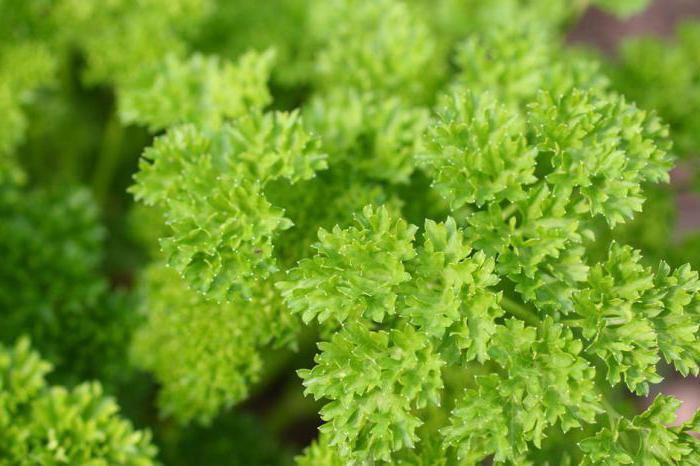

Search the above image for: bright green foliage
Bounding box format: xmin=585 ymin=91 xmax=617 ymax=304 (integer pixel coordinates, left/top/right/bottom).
xmin=580 ymin=395 xmax=700 ymax=465
xmin=305 ymin=89 xmax=429 ymax=184
xmin=300 ymin=323 xmax=443 ymax=463
xmin=279 ymin=205 xmax=417 ymax=325
xmin=528 ymin=89 xmax=671 ymax=225
xmin=132 ymin=264 xmax=297 ymax=424
xmin=141 ymin=133 xmax=285 ymax=299
xmin=223 ymin=110 xmax=328 ymax=184
xmin=5 ymin=0 xmax=700 ymax=464
xmin=119 ymin=50 xmax=274 ymax=132
xmin=0 ymin=338 xmax=157 ymax=465
xmin=401 ymin=218 xmax=503 ymax=364
xmin=443 ymin=319 xmax=601 ymax=464
xmin=131 ymin=111 xmax=326 ymax=301
xmin=281 ymin=209 xmax=507 ymax=462
xmin=650 ymin=263 xmax=700 ymax=375
xmin=271 ymin=3 xmax=692 ymax=459
xmin=419 ymin=91 xmax=537 ymax=209
xmin=572 ymin=243 xmax=700 ymax=395
xmin=422 ymin=85 xmax=671 ymax=317
xmin=612 ymin=21 xmax=700 ymax=158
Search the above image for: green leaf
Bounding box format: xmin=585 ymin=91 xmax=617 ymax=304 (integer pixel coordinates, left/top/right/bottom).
xmin=131 ymin=112 xmax=326 ymax=301
xmin=0 ymin=339 xmax=157 ymax=464
xmin=300 ymin=323 xmax=444 ymax=463
xmin=419 ymin=91 xmax=537 ymax=210
xmin=580 ymin=395 xmax=699 ymax=465
xmin=402 ymin=218 xmax=503 ymax=363
xmin=572 ymin=243 xmax=700 ymax=395
xmin=444 ymin=318 xmax=601 ymax=463
xmin=278 ymin=205 xmax=417 ymax=325
xmin=572 ymin=243 xmax=662 ymax=394
xmin=529 ymin=89 xmax=672 ymax=226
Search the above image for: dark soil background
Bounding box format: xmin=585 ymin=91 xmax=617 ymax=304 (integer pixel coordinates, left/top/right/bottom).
xmin=571 ymin=0 xmax=700 ymax=51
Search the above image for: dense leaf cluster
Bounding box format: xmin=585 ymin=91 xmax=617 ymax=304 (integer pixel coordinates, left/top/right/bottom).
xmin=7 ymin=0 xmax=700 ymax=464
xmin=0 ymin=338 xmax=156 ymax=464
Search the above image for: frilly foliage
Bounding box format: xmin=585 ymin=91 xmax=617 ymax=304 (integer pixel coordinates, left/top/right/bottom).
xmin=273 ymin=2 xmax=696 ymax=464
xmin=279 ymin=206 xmax=418 ymax=326
xmin=443 ymin=319 xmax=601 ymax=463
xmin=300 ymin=323 xmax=444 ymax=462
xmin=418 ymin=91 xmax=537 ymax=210
xmin=281 ymin=193 xmax=700 ymax=464
xmin=0 ymin=338 xmax=157 ymax=464
xmin=572 ymin=243 xmax=700 ymax=395
xmin=284 ymin=208 xmax=700 ymax=464
xmin=5 ymin=0 xmax=696 ymax=463
xmin=131 ymin=110 xmax=326 ymax=301
xmin=280 ymin=209 xmax=502 ymax=462
xmin=580 ymin=395 xmax=700 ymax=465
xmin=420 ymin=85 xmax=670 ymax=318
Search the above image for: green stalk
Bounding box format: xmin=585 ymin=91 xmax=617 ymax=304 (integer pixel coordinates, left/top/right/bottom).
xmin=500 ymin=203 xmax=518 ymax=221
xmin=501 ymin=295 xmax=539 ymax=326
xmin=91 ymin=113 xmax=124 ymax=206
xmin=263 ymin=379 xmax=320 ymax=436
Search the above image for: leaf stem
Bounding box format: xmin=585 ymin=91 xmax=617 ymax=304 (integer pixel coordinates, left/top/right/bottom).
xmin=500 ymin=203 xmax=518 ymax=221
xmin=91 ymin=113 xmax=123 ymax=206
xmin=600 ymin=395 xmax=622 ymax=420
xmin=501 ymin=295 xmax=539 ymax=326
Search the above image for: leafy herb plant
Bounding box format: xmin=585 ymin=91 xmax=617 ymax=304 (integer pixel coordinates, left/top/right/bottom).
xmin=2 ymin=0 xmax=700 ymax=464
